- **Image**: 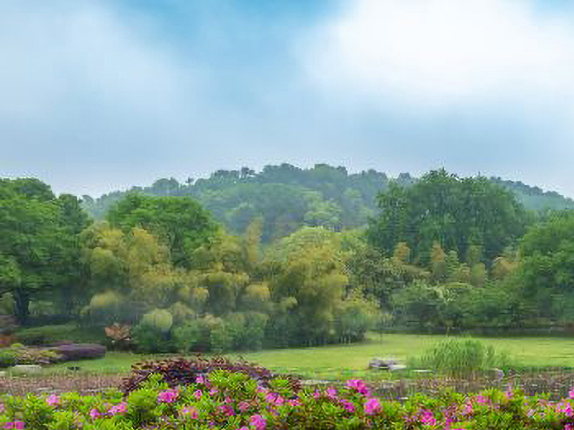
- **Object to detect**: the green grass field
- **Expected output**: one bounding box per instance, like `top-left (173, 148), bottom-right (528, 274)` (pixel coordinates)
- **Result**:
top-left (46, 333), bottom-right (574, 378)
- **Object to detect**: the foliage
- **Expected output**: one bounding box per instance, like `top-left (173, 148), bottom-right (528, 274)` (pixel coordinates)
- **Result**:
top-left (121, 356), bottom-right (294, 395)
top-left (0, 178), bottom-right (91, 324)
top-left (4, 368), bottom-right (574, 429)
top-left (367, 169), bottom-right (527, 264)
top-left (0, 344), bottom-right (62, 368)
top-left (15, 324), bottom-right (106, 346)
top-left (413, 338), bottom-right (512, 378)
top-left (519, 211), bottom-right (574, 324)
top-left (106, 193), bottom-right (218, 268)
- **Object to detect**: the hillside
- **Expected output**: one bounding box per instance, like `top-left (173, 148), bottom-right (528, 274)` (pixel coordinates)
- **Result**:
top-left (81, 164), bottom-right (574, 241)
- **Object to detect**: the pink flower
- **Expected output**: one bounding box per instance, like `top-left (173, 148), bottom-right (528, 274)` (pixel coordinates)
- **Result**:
top-left (288, 399), bottom-right (301, 407)
top-left (250, 414), bottom-right (267, 430)
top-left (0, 403), bottom-right (4, 413)
top-left (265, 393), bottom-right (285, 406)
top-left (420, 409), bottom-right (436, 426)
top-left (326, 388), bottom-right (337, 399)
top-left (108, 402), bottom-right (127, 415)
top-left (346, 379), bottom-right (371, 396)
top-left (209, 388), bottom-right (218, 396)
top-left (341, 399), bottom-right (355, 413)
top-left (158, 389), bottom-right (179, 403)
top-left (89, 409), bottom-right (101, 420)
top-left (475, 395), bottom-right (488, 404)
top-left (565, 424), bottom-right (574, 430)
top-left (46, 394), bottom-right (60, 407)
top-left (4, 422), bottom-right (24, 430)
top-left (222, 405), bottom-right (236, 416)
top-left (194, 389), bottom-right (202, 400)
top-left (570, 388), bottom-right (574, 399)
top-left (238, 401), bottom-right (250, 412)
top-left (182, 406), bottom-right (198, 419)
top-left (196, 375), bottom-right (205, 384)
top-left (364, 398), bottom-right (381, 416)
top-left (463, 402), bottom-right (474, 415)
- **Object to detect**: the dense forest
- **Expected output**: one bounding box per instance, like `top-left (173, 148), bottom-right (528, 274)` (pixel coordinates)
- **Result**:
top-left (2, 167), bottom-right (574, 354)
top-left (81, 164), bottom-right (574, 242)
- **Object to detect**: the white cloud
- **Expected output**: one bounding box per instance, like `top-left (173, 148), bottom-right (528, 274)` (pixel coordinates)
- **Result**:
top-left (303, 0), bottom-right (574, 110)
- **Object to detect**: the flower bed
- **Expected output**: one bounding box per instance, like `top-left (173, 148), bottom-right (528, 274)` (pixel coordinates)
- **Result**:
top-left (3, 368), bottom-right (574, 429)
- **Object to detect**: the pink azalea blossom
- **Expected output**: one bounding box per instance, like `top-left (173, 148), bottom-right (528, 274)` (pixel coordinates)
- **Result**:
top-left (250, 414), bottom-right (267, 430)
top-left (364, 398), bottom-right (381, 416)
top-left (341, 399), bottom-right (355, 413)
top-left (326, 388), bottom-right (337, 399)
top-left (346, 379), bottom-right (371, 396)
top-left (46, 394), bottom-right (60, 407)
top-left (89, 409), bottom-right (101, 420)
top-left (238, 401), bottom-right (250, 412)
top-left (158, 389), bottom-right (179, 403)
top-left (209, 388), bottom-right (218, 396)
top-left (265, 393), bottom-right (285, 406)
top-left (194, 389), bottom-right (202, 400)
top-left (196, 375), bottom-right (205, 384)
top-left (108, 402), bottom-right (127, 415)
top-left (420, 409), bottom-right (436, 426)
top-left (3, 422), bottom-right (24, 430)
top-left (219, 405), bottom-right (236, 416)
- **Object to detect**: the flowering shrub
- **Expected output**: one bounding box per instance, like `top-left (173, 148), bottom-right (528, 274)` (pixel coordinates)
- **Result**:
top-left (3, 369), bottom-right (574, 429)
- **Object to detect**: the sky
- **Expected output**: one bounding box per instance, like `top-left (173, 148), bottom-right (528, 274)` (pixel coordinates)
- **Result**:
top-left (1, 0), bottom-right (574, 198)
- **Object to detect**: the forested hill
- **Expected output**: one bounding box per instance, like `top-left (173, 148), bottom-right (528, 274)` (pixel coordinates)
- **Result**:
top-left (81, 164), bottom-right (574, 241)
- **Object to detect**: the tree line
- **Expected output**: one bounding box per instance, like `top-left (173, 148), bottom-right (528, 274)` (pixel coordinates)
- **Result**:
top-left (2, 169), bottom-right (574, 353)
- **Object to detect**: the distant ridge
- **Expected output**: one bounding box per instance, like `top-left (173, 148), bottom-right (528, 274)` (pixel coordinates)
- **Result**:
top-left (81, 164), bottom-right (574, 240)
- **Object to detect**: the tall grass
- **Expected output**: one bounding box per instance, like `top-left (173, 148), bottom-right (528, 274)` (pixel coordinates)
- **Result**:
top-left (411, 338), bottom-right (512, 378)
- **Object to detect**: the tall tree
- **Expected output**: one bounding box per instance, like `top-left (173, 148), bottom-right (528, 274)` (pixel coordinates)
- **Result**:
top-left (367, 169), bottom-right (527, 264)
top-left (107, 193), bottom-right (218, 268)
top-left (0, 179), bottom-right (90, 324)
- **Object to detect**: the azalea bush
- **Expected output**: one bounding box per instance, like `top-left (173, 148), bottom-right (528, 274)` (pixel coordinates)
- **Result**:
top-left (4, 367), bottom-right (574, 430)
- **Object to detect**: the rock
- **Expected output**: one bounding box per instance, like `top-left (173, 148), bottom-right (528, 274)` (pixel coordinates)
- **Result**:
top-left (389, 364), bottom-right (407, 372)
top-left (369, 357), bottom-right (397, 370)
top-left (11, 364), bottom-right (43, 375)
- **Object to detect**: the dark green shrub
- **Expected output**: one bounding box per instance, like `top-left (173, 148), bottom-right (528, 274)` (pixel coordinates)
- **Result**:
top-left (15, 324), bottom-right (106, 346)
top-left (0, 348), bottom-right (18, 368)
top-left (132, 322), bottom-right (174, 354)
top-left (209, 319), bottom-right (233, 353)
top-left (172, 320), bottom-right (203, 353)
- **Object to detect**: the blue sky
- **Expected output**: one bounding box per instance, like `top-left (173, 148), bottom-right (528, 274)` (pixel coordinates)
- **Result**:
top-left (2, 0), bottom-right (574, 197)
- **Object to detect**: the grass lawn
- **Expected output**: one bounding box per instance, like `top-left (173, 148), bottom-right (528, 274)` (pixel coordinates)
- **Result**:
top-left (46, 333), bottom-right (574, 378)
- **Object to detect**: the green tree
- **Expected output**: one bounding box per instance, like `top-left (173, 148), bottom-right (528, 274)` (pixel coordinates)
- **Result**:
top-left (0, 179), bottom-right (89, 324)
top-left (368, 169), bottom-right (527, 264)
top-left (107, 193), bottom-right (218, 268)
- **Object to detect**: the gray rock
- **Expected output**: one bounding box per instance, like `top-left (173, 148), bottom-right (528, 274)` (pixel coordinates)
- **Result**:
top-left (369, 357), bottom-right (397, 370)
top-left (11, 364), bottom-right (43, 375)
top-left (389, 364), bottom-right (407, 371)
